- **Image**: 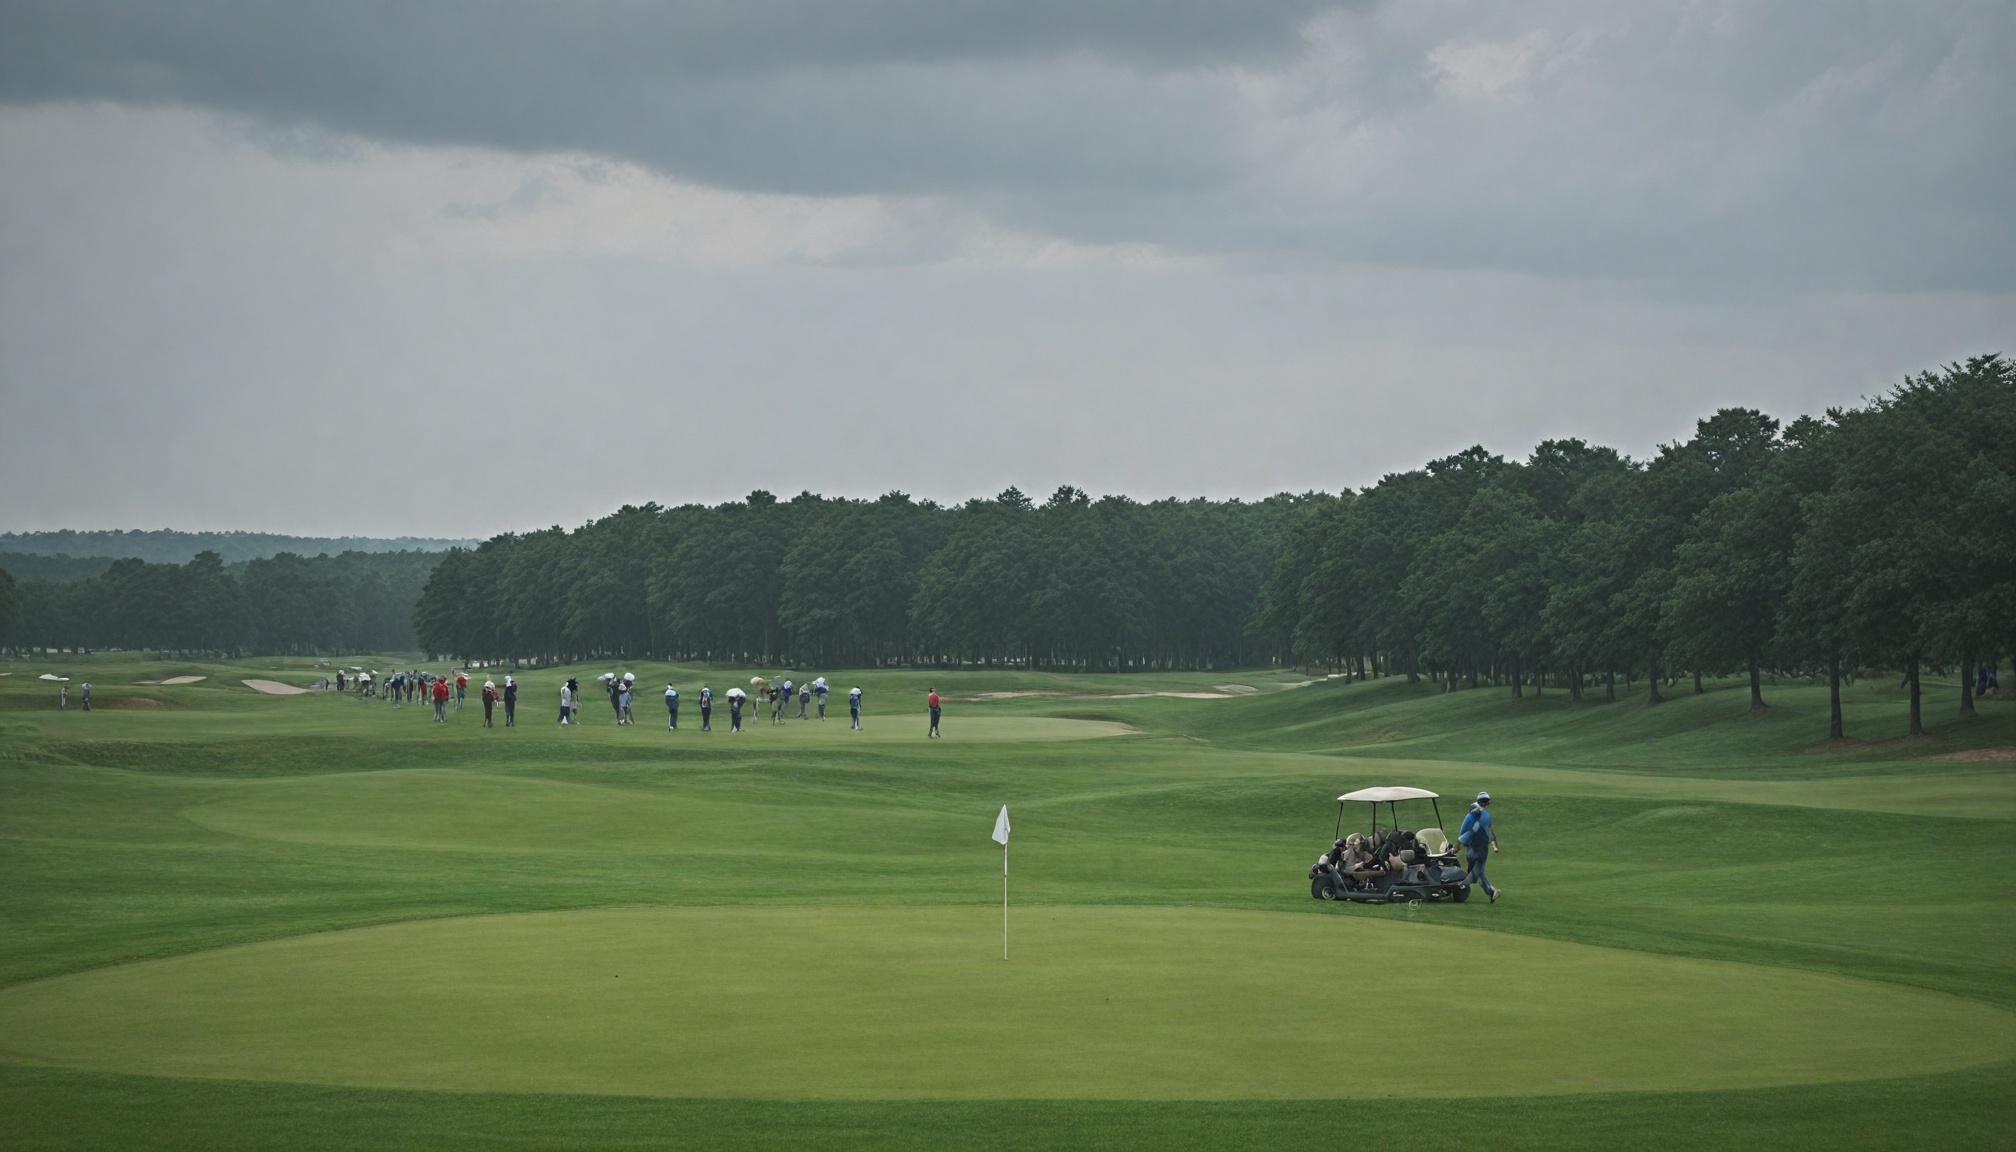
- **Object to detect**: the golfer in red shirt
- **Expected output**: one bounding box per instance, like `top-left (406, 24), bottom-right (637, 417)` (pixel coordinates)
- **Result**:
top-left (432, 675), bottom-right (450, 723)
top-left (927, 689), bottom-right (941, 738)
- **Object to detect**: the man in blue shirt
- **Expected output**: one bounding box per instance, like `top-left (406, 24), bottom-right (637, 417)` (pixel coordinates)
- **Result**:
top-left (1459, 791), bottom-right (1501, 903)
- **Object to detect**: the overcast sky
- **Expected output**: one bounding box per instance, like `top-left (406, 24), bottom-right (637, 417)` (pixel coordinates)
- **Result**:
top-left (3, 1), bottom-right (2011, 538)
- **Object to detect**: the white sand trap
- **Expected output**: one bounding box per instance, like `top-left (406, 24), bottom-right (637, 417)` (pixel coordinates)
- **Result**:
top-left (241, 679), bottom-right (310, 695)
top-left (1212, 683), bottom-right (1260, 694)
top-left (159, 675), bottom-right (207, 685)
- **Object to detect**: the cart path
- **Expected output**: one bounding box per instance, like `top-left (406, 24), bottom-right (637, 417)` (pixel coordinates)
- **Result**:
top-left (3, 905), bottom-right (2008, 1100)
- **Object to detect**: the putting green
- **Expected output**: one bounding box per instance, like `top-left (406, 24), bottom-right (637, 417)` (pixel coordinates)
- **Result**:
top-left (3, 906), bottom-right (2009, 1099)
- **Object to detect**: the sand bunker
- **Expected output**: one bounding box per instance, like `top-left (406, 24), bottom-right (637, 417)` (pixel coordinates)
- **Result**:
top-left (1924, 746), bottom-right (2016, 762)
top-left (241, 679), bottom-right (310, 696)
top-left (159, 675), bottom-right (207, 685)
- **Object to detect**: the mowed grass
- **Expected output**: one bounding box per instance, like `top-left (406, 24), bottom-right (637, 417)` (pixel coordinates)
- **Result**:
top-left (6, 906), bottom-right (2010, 1099)
top-left (1, 651), bottom-right (2014, 1149)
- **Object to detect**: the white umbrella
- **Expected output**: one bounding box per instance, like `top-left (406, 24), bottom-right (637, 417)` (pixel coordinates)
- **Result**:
top-left (39, 673), bottom-right (68, 681)
top-left (749, 676), bottom-right (768, 686)
top-left (726, 687), bottom-right (746, 699)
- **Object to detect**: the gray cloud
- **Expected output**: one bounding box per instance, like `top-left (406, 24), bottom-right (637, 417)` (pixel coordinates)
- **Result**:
top-left (4, 0), bottom-right (2011, 288)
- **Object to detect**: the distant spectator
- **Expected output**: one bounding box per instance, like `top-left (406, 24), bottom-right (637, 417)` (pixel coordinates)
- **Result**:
top-left (80, 681), bottom-right (91, 712)
top-left (814, 677), bottom-right (829, 720)
top-left (503, 676), bottom-right (517, 727)
top-left (850, 685), bottom-right (863, 730)
top-left (665, 683), bottom-right (680, 730)
top-left (481, 679), bottom-right (497, 727)
top-left (699, 685), bottom-right (713, 731)
top-left (927, 688), bottom-right (941, 738)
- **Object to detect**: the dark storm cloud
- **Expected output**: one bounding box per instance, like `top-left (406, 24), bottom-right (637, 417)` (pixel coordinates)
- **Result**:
top-left (0, 0), bottom-right (1337, 195)
top-left (2, 1), bottom-right (2013, 287)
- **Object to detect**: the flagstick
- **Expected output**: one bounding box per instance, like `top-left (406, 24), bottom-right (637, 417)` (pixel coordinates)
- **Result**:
top-left (1002, 841), bottom-right (1009, 961)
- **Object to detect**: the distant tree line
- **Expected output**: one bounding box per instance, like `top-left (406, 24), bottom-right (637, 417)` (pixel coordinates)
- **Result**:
top-left (413, 489), bottom-right (1297, 670)
top-left (1262, 356), bottom-right (2016, 737)
top-left (0, 529), bottom-right (475, 566)
top-left (0, 553), bottom-right (118, 583)
top-left (2, 551), bottom-right (440, 656)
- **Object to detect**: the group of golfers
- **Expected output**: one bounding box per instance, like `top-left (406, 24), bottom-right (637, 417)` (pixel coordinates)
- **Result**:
top-left (346, 667), bottom-right (941, 735)
top-left (332, 665), bottom-right (948, 735)
top-left (551, 672), bottom-right (882, 734)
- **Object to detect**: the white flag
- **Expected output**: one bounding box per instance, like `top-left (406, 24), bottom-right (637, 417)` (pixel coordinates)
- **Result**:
top-left (992, 805), bottom-right (1011, 845)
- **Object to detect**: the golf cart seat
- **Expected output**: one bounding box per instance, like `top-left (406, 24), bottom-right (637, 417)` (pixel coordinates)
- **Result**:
top-left (1414, 828), bottom-right (1453, 857)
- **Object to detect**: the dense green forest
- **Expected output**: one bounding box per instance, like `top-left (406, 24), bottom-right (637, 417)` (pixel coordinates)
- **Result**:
top-left (0, 530), bottom-right (473, 566)
top-left (0, 553), bottom-right (117, 583)
top-left (1, 551), bottom-right (440, 656)
top-left (5, 357), bottom-right (2008, 695)
top-left (1263, 356), bottom-right (2014, 735)
top-left (413, 490), bottom-right (1296, 670)
top-left (413, 355), bottom-right (2014, 732)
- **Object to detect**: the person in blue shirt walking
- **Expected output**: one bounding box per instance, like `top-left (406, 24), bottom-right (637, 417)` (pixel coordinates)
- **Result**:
top-left (1459, 791), bottom-right (1501, 903)
top-left (849, 685), bottom-right (863, 730)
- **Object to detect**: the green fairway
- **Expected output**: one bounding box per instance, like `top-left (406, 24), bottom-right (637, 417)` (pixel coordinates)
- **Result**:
top-left (4, 905), bottom-right (2009, 1099)
top-left (2, 651), bottom-right (2014, 1148)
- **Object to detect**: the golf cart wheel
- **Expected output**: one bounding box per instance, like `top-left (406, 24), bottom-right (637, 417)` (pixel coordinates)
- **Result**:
top-left (1450, 884), bottom-right (1470, 904)
top-left (1315, 877), bottom-right (1340, 901)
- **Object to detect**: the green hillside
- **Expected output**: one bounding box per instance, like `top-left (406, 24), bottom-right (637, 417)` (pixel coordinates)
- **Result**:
top-left (0, 651), bottom-right (2010, 1150)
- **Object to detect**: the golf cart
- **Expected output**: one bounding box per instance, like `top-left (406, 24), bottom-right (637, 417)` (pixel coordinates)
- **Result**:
top-left (1308, 786), bottom-right (1471, 904)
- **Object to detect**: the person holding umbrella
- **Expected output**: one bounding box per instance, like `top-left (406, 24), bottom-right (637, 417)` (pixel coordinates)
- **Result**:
top-left (699, 685), bottom-right (713, 731)
top-left (503, 675), bottom-right (517, 726)
top-left (727, 686), bottom-right (746, 732)
top-left (481, 679), bottom-right (498, 727)
top-left (849, 684), bottom-right (863, 730)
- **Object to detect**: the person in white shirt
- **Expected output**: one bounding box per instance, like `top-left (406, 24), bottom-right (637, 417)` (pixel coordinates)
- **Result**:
top-left (559, 681), bottom-right (574, 724)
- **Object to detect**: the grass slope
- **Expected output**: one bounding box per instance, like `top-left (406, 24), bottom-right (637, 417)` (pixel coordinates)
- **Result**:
top-left (1, 651), bottom-right (2013, 1149)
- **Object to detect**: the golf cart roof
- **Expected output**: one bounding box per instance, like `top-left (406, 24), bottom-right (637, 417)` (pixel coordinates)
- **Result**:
top-left (1338, 786), bottom-right (1439, 803)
